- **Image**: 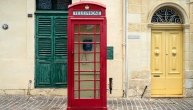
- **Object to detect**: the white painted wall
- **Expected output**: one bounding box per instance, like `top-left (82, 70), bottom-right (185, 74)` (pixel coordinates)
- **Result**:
top-left (0, 0), bottom-right (124, 97)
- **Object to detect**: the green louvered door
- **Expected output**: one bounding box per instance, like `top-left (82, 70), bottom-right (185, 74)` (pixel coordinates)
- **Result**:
top-left (35, 16), bottom-right (67, 88)
top-left (53, 16), bottom-right (67, 87)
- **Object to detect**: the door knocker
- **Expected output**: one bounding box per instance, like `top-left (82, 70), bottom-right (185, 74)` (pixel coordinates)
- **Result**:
top-left (172, 51), bottom-right (177, 55)
top-left (155, 50), bottom-right (159, 55)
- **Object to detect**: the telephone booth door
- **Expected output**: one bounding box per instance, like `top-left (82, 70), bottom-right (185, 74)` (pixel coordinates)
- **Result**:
top-left (67, 2), bottom-right (107, 110)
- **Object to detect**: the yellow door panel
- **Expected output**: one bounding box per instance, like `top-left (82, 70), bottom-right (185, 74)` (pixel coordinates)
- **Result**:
top-left (166, 31), bottom-right (182, 78)
top-left (151, 78), bottom-right (165, 89)
top-left (166, 89), bottom-right (182, 95)
top-left (151, 31), bottom-right (165, 75)
top-left (166, 78), bottom-right (182, 89)
top-left (151, 29), bottom-right (183, 97)
top-left (151, 90), bottom-right (165, 95)
top-left (166, 31), bottom-right (182, 95)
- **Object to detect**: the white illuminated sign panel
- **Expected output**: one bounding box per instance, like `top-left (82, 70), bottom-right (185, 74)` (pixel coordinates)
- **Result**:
top-left (73, 11), bottom-right (101, 16)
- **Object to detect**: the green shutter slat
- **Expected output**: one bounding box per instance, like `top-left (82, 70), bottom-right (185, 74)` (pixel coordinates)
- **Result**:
top-left (54, 18), bottom-right (67, 36)
top-left (38, 38), bottom-right (51, 56)
top-left (55, 38), bottom-right (67, 56)
top-left (38, 18), bottom-right (52, 36)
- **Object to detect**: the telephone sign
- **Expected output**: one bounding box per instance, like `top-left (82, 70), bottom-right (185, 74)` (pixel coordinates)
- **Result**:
top-left (73, 11), bottom-right (102, 16)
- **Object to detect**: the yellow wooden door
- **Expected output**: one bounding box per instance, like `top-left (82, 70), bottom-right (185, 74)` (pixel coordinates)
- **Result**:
top-left (151, 30), bottom-right (182, 97)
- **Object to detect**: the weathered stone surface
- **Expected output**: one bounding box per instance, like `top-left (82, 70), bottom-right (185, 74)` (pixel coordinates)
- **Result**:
top-left (128, 60), bottom-right (141, 70)
top-left (184, 61), bottom-right (190, 70)
top-left (128, 52), bottom-right (140, 60)
top-left (140, 61), bottom-right (149, 70)
top-left (185, 71), bottom-right (193, 79)
top-left (190, 24), bottom-right (193, 33)
top-left (141, 42), bottom-right (151, 51)
top-left (127, 86), bottom-right (150, 97)
top-left (130, 71), bottom-right (141, 79)
top-left (128, 41), bottom-right (141, 52)
top-left (190, 34), bottom-right (193, 43)
top-left (0, 90), bottom-right (5, 95)
top-left (183, 52), bottom-right (190, 61)
top-left (4, 90), bottom-right (25, 95)
top-left (190, 52), bottom-right (193, 61)
top-left (130, 70), bottom-right (150, 79)
top-left (141, 13), bottom-right (148, 23)
top-left (129, 5), bottom-right (141, 14)
top-left (184, 43), bottom-right (189, 52)
top-left (128, 89), bottom-right (137, 97)
top-left (129, 0), bottom-right (141, 4)
top-left (128, 14), bottom-right (141, 23)
top-left (30, 89), bottom-right (67, 96)
top-left (185, 79), bottom-right (193, 89)
top-left (141, 24), bottom-right (148, 32)
top-left (186, 89), bottom-right (193, 97)
top-left (184, 33), bottom-right (190, 43)
top-left (128, 23), bottom-right (141, 32)
top-left (141, 70), bottom-right (151, 79)
top-left (142, 0), bottom-right (149, 4)
top-left (129, 79), bottom-right (150, 87)
top-left (141, 5), bottom-right (148, 14)
top-left (108, 90), bottom-right (124, 98)
top-left (190, 61), bottom-right (193, 70)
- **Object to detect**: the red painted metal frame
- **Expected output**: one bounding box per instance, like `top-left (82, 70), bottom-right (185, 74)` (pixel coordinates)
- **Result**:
top-left (67, 1), bottom-right (107, 110)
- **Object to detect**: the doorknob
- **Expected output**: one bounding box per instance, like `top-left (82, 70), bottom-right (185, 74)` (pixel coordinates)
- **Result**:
top-left (172, 51), bottom-right (177, 55)
top-left (155, 50), bottom-right (159, 55)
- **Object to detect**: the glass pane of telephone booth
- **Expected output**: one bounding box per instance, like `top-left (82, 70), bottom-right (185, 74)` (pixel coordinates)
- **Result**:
top-left (73, 24), bottom-right (101, 99)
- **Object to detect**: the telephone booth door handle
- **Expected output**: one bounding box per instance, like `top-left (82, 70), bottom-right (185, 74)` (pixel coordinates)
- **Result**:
top-left (72, 51), bottom-right (74, 56)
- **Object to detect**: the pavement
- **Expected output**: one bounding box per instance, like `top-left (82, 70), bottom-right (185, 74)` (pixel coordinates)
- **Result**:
top-left (0, 95), bottom-right (193, 110)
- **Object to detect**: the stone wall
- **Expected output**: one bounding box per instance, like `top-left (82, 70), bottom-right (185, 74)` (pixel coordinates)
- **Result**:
top-left (186, 0), bottom-right (193, 97)
top-left (127, 0), bottom-right (193, 97)
top-left (0, 0), bottom-right (34, 89)
top-left (0, 0), bottom-right (193, 98)
top-left (127, 0), bottom-right (151, 97)
top-left (0, 0), bottom-right (124, 97)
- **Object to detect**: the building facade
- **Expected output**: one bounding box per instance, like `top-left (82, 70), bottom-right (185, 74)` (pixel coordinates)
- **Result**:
top-left (0, 0), bottom-right (192, 98)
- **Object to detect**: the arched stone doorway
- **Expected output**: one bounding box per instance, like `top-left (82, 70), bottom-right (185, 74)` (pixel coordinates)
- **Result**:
top-left (148, 2), bottom-right (190, 97)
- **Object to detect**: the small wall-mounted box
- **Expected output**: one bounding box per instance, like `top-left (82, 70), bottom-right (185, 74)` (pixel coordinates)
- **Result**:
top-left (28, 14), bottom-right (33, 17)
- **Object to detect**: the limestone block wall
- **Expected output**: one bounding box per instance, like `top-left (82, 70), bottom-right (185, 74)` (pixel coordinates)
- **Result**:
top-left (127, 0), bottom-right (151, 97)
top-left (127, 0), bottom-right (192, 97)
top-left (187, 0), bottom-right (193, 97)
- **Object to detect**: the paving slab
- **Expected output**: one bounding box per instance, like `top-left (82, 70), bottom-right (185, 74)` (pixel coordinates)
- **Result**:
top-left (0, 95), bottom-right (193, 110)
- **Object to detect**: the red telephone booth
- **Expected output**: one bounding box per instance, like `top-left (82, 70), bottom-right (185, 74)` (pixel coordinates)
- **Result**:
top-left (67, 1), bottom-right (107, 110)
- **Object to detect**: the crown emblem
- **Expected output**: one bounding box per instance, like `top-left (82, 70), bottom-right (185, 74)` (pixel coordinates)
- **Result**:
top-left (85, 5), bottom-right (89, 10)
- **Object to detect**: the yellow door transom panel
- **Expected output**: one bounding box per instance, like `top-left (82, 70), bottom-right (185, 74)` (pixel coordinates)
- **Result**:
top-left (151, 30), bottom-right (182, 97)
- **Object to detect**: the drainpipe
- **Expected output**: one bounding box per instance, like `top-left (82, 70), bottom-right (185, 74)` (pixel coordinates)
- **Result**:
top-left (125, 0), bottom-right (129, 98)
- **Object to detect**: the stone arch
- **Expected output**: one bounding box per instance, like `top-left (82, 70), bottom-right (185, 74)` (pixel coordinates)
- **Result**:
top-left (147, 1), bottom-right (189, 25)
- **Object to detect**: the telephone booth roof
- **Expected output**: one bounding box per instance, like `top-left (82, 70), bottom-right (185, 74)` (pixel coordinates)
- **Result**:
top-left (68, 1), bottom-right (106, 17)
